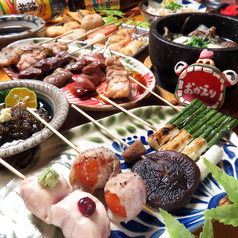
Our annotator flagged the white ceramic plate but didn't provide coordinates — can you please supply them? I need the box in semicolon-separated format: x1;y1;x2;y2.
0;105;236;237
4;38;156;111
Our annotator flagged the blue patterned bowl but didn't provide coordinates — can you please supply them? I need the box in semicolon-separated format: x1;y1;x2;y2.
0;14;45;49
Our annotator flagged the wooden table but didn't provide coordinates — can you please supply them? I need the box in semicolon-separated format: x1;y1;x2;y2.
1;7;238;237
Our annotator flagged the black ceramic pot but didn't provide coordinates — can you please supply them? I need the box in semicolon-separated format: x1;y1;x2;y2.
149;12;238;92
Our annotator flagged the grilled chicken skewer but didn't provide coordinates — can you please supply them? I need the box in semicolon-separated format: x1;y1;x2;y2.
0;158;110;238
0;15;135;68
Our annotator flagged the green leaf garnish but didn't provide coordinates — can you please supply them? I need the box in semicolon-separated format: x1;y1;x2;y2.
205;204;238;227
131;21;150;29
103;16;119;24
184;36;211;48
0;89;10;104
99;10;125;17
200;214;214;238
165;2;183;12
203;158;238;204
159;208;195;238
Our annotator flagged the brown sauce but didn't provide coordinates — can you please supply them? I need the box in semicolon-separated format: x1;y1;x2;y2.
0;98;52;147
0;26;31;36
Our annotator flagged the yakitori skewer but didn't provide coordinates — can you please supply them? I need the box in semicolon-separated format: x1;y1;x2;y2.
70;104;156;215
128;75;236;146
26;108;81;154
27;105;154;215
69;15;137;55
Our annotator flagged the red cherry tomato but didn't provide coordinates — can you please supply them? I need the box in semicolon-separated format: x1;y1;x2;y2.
105;192;126;217
75;157;100;186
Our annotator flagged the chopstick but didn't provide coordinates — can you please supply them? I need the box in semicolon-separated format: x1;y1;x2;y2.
26;108;81;154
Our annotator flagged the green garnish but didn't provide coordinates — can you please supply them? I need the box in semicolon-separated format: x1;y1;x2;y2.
160;158;238;237
203;158;238;227
0;89;10;104
103;16;119;25
203;158;238;204
98;10;125;17
184;36;211;48
160;208;195;238
132;21;150;29
165;2;183;12
200;213;214;238
38;168;60;188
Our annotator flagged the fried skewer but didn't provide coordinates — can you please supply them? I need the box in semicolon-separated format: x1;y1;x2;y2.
40;16;134;46
69;15;137;55
94;20;148;54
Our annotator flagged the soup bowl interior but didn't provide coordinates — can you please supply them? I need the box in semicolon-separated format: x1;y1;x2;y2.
149;12;238;92
0;80;69;162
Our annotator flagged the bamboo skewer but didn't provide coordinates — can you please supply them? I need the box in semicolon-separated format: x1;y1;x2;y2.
129;75;180;112
0;158;26;180
99;94;157;131
39;30;75;45
26;108;81;154
71;104;144;152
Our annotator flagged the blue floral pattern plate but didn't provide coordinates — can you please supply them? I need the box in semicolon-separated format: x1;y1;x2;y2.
0;105;237;237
